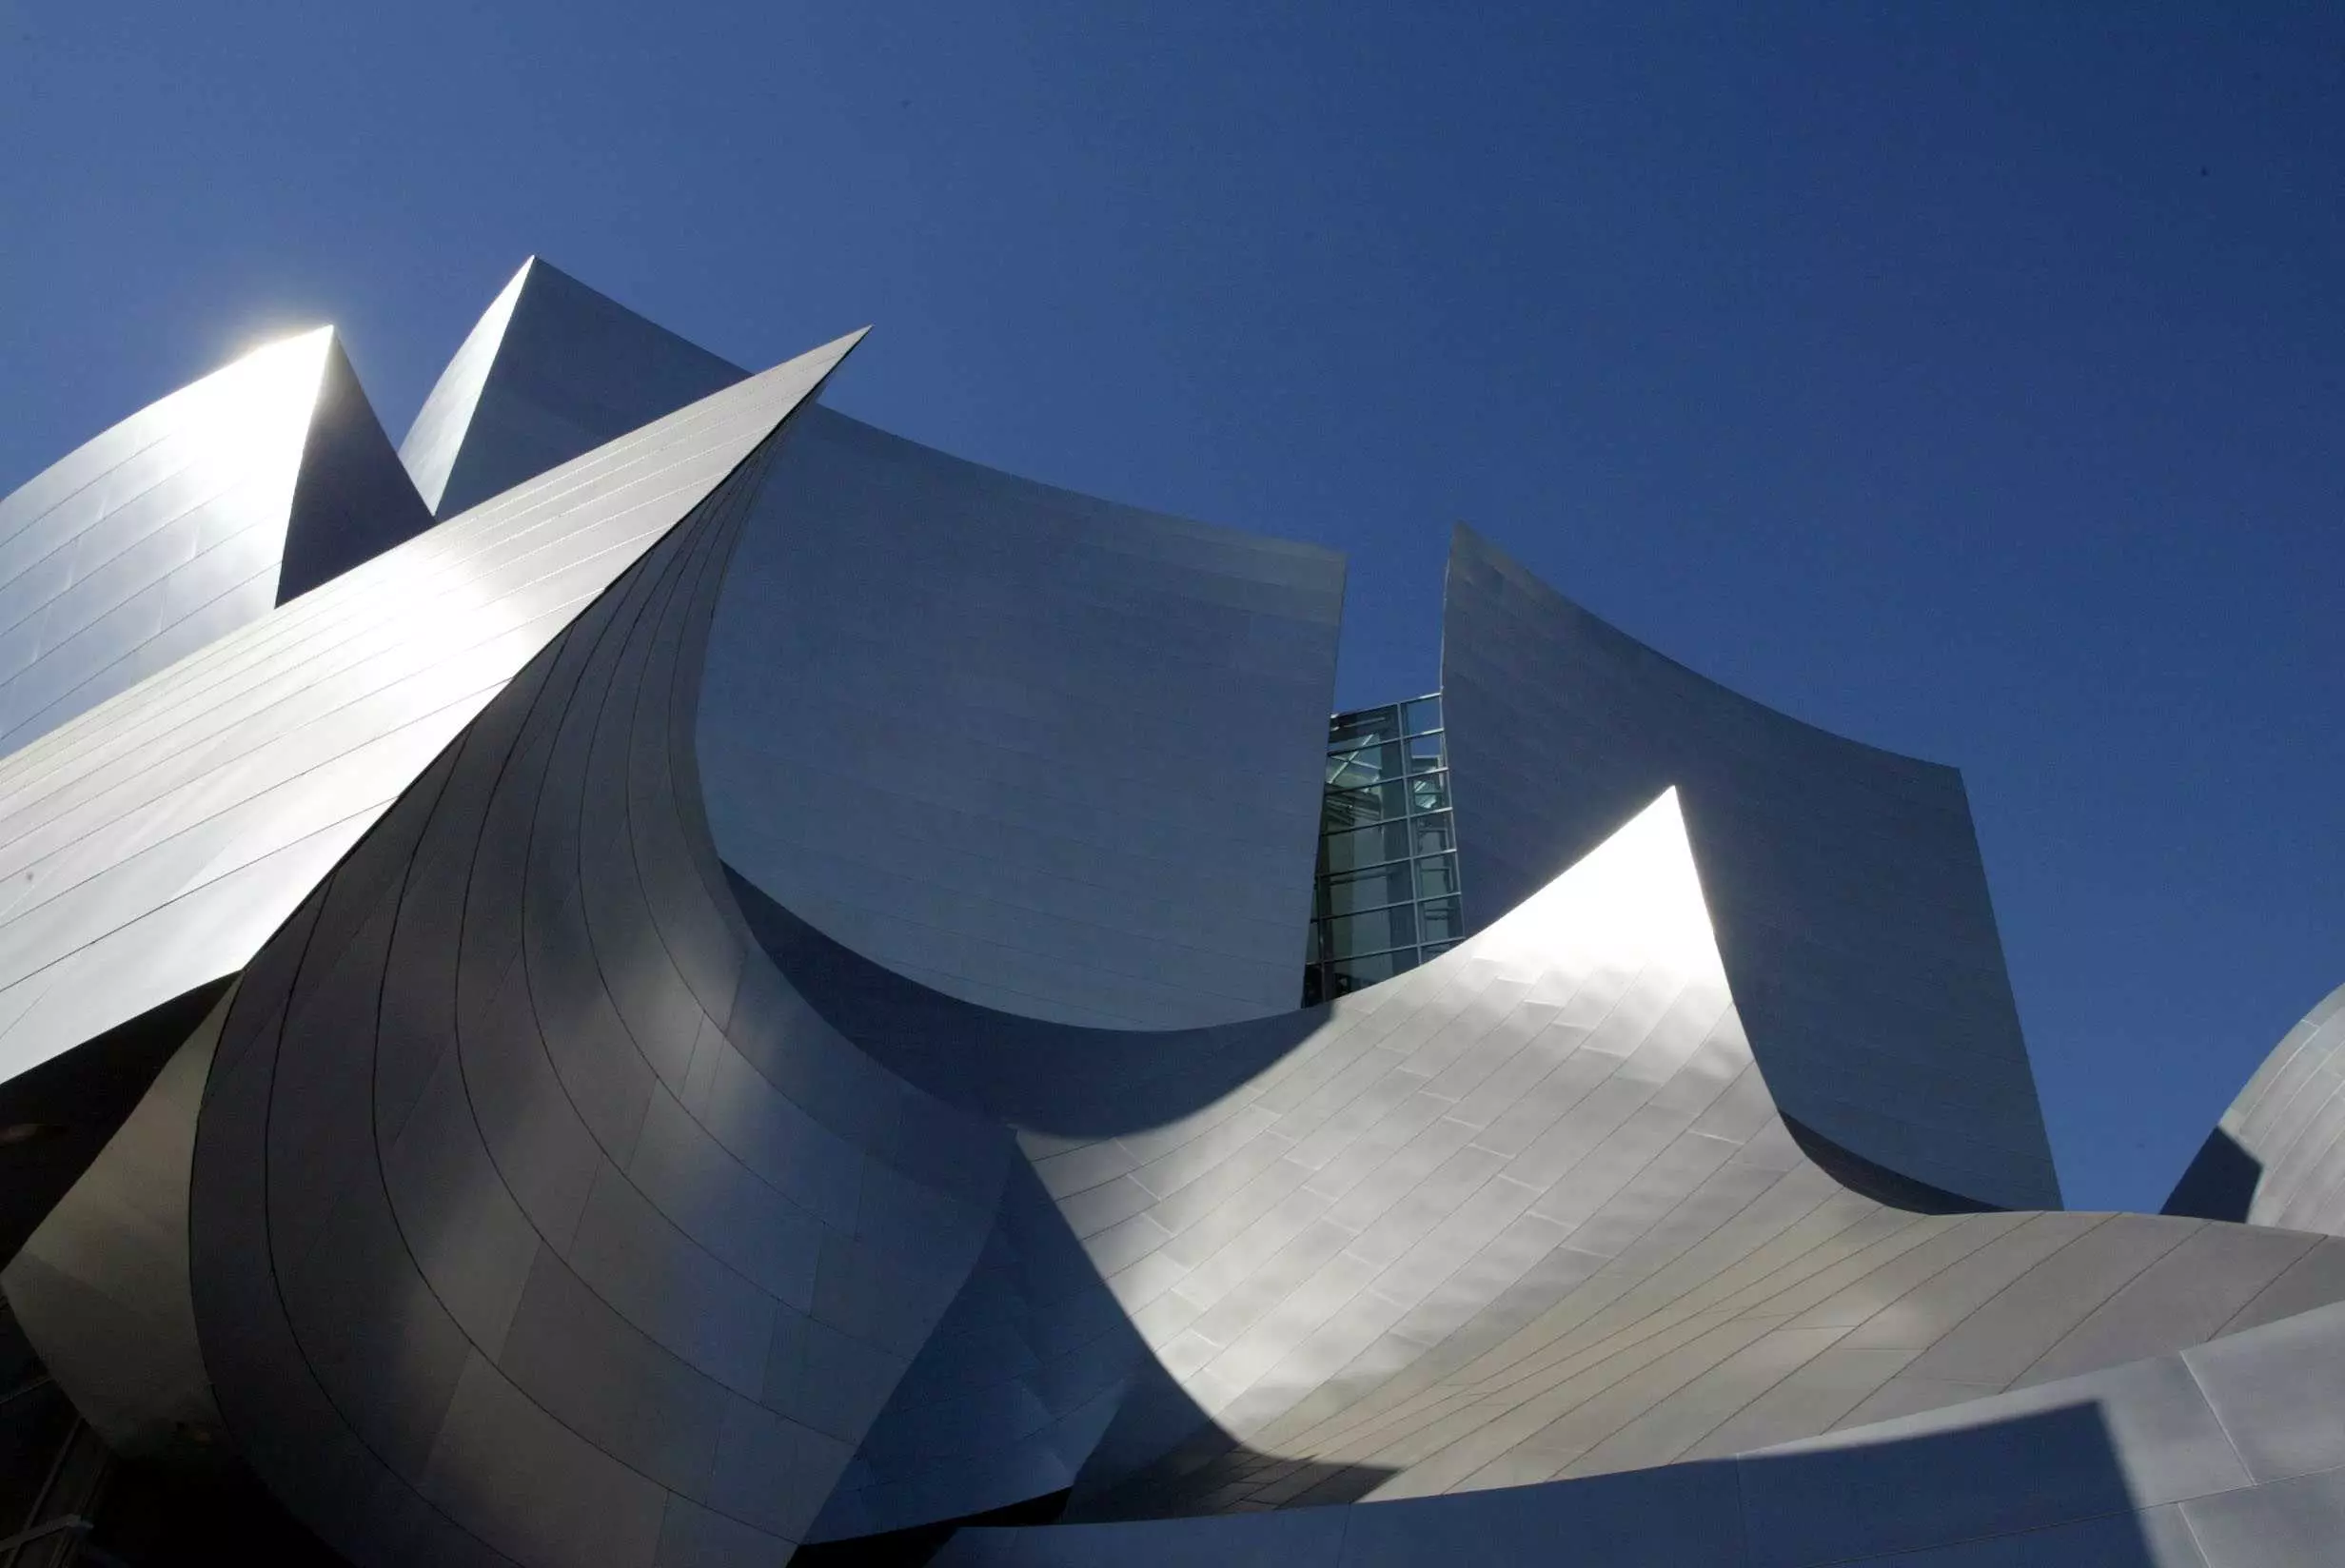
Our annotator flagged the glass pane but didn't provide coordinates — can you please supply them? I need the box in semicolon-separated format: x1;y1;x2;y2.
1326;740;1403;789
1329;948;1415;996
1406;734;1444;774
1403;696;1443;735
1409;771;1450;814
1415;853;1461;899
1328;706;1401;747
1418;895;1464;944
1301;964;1327;1006
1410;811;1455;856
1320;862;1414;918
1322;779;1406;833
1419;940;1459;962
1324;904;1416;958
1321;820;1409;872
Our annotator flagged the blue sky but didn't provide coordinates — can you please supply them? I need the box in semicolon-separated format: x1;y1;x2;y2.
3;3;2339;1209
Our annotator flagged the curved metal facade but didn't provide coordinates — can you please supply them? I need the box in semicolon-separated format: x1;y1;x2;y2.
936;1290;2345;1567
1440;523;2060;1212
2168;980;2345;1236
399;261;1345;1029
190;423;1009;1565
399;258;746;520
0;326;432;760
702;404;1344;1029
751;791;2345;1527
0;262;2335;1568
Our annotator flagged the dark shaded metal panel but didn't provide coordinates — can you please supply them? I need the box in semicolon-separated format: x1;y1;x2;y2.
804;1159;1159;1543
2166;980;2345;1237
0;983;234;1457
276;335;437;602
0;978;232;1272
400;259;748;520
1438;523;2059;1212
701;405;1344;1031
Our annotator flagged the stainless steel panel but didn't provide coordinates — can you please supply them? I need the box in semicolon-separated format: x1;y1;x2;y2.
2167;980;2345;1238
0;328;431;762
1440;524;2059;1211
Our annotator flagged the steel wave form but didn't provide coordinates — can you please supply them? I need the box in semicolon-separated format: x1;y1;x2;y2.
190;397;1015;1565
398;258;1347;1030
0;260;2336;1568
1441;522;2060;1212
749;789;2345;1540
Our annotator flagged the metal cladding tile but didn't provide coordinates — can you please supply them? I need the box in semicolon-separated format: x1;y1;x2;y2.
2180;1298;2345;1483
418;1352;672;1568
652;1494;796;1568
2178;1462;2345;1568
1782;1212;2096;1335
1563;1323;1854;1478
375;1032;546;1356
1824;1369;2011;1434
1891;1216;2197;1389
514;1256;739;1483
2016;1222;2320;1388
2217;1237;2345;1334
1741;1352;2250;1568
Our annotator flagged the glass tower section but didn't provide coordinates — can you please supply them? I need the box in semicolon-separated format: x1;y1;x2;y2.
1302;694;1463;1004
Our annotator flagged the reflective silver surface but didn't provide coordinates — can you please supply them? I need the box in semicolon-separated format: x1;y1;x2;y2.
936;1293;2345;1565
191;390;1009;1563
0;261;2335;1568
0;330;859;1096
1440;523;2060;1211
774;791;2343;1526
2168;980;2345;1235
399;259;745;520
404;261;1347;1029
0;327;431;761
704;404;1345;1029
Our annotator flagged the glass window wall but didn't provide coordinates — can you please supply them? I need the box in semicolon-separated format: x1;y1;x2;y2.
1302;694;1466;1003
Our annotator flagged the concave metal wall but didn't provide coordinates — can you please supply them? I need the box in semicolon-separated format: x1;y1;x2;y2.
702;403;1343;1029
399;258;1346;1030
1439;522;2060;1212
